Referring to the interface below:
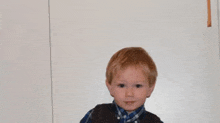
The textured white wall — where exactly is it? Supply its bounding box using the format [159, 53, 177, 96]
[50, 0, 220, 123]
[1, 0, 220, 123]
[0, 0, 52, 122]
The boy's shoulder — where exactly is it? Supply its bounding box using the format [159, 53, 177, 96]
[91, 103, 119, 122]
[94, 103, 115, 110]
[144, 110, 163, 123]
[80, 104, 111, 123]
[92, 103, 117, 116]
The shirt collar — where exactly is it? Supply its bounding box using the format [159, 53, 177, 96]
[113, 100, 145, 122]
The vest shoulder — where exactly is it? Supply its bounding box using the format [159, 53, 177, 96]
[92, 103, 116, 115]
[143, 111, 163, 123]
[91, 103, 118, 122]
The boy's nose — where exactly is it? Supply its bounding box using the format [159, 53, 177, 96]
[125, 88, 134, 97]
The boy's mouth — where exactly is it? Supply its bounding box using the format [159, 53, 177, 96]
[124, 101, 135, 105]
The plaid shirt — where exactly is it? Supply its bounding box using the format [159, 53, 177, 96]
[80, 100, 159, 123]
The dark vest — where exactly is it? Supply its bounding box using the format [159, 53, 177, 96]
[91, 104, 162, 123]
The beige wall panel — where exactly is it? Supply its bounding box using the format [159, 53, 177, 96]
[50, 0, 220, 122]
[0, 0, 52, 122]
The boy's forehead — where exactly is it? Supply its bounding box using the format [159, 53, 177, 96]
[115, 66, 147, 77]
[108, 65, 150, 84]
[113, 71, 148, 83]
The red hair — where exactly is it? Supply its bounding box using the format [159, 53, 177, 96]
[106, 47, 157, 87]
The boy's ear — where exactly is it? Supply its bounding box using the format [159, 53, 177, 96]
[105, 80, 110, 90]
[146, 84, 155, 98]
[106, 80, 114, 97]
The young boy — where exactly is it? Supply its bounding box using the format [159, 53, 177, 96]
[80, 47, 163, 123]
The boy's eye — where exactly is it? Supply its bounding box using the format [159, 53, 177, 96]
[118, 84, 125, 88]
[136, 84, 142, 88]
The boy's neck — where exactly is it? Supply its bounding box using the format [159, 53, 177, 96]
[126, 111, 132, 115]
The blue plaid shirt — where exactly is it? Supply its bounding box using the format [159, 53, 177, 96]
[80, 100, 154, 123]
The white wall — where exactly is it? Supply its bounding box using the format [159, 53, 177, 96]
[0, 0, 52, 122]
[0, 0, 220, 123]
[50, 0, 220, 123]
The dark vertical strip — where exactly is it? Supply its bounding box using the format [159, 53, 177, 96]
[207, 0, 212, 27]
[48, 0, 54, 122]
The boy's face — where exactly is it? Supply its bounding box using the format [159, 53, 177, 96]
[106, 66, 155, 113]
